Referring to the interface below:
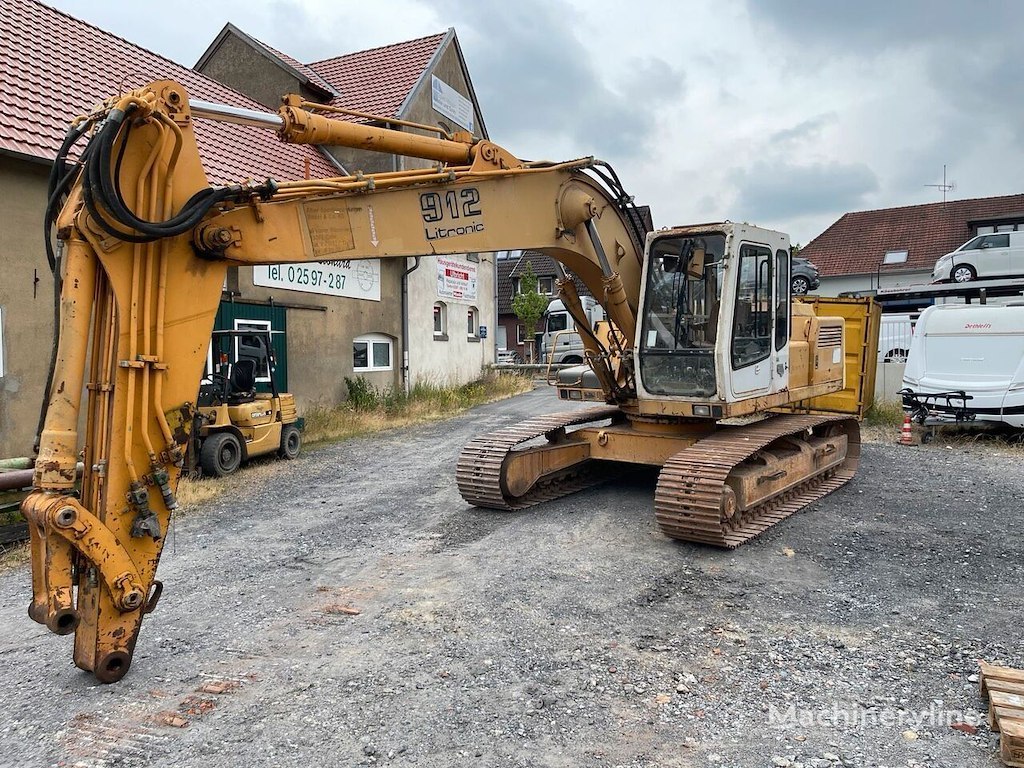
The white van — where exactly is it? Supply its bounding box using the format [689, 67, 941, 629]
[931, 231, 1024, 283]
[901, 303, 1024, 428]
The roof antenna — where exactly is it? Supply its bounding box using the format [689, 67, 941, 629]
[925, 164, 955, 204]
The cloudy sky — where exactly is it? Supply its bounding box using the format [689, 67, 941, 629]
[45, 0, 1024, 245]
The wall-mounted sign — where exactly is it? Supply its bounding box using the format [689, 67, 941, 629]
[253, 260, 381, 301]
[436, 256, 477, 301]
[431, 75, 474, 132]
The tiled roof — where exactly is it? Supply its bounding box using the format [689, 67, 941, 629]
[310, 32, 448, 120]
[801, 194, 1024, 277]
[0, 0, 337, 184]
[497, 251, 592, 315]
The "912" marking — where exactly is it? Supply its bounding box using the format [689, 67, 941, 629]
[420, 189, 482, 223]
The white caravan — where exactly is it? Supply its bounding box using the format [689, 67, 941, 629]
[901, 303, 1024, 428]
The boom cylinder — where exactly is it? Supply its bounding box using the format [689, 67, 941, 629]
[278, 103, 473, 165]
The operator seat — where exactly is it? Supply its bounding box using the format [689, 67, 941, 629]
[227, 359, 258, 404]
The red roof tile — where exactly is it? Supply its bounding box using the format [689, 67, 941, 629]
[0, 0, 337, 184]
[801, 194, 1024, 276]
[310, 32, 448, 120]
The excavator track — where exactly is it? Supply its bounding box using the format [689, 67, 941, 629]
[456, 406, 621, 510]
[654, 413, 860, 548]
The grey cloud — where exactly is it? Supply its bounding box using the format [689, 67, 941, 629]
[748, 1, 1023, 53]
[266, 1, 340, 62]
[729, 160, 879, 221]
[769, 114, 835, 147]
[433, 0, 685, 159]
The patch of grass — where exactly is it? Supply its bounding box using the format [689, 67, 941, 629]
[923, 425, 1024, 453]
[175, 476, 223, 509]
[865, 400, 905, 428]
[860, 400, 906, 444]
[305, 371, 534, 445]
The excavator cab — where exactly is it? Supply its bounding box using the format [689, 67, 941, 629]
[632, 222, 845, 419]
[191, 330, 302, 477]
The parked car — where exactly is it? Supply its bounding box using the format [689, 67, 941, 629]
[931, 231, 1024, 283]
[791, 257, 820, 295]
[496, 348, 522, 364]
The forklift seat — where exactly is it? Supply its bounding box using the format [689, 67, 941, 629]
[227, 359, 258, 404]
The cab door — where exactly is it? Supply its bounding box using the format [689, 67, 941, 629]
[728, 243, 775, 397]
[773, 248, 791, 390]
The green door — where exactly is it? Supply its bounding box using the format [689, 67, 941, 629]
[213, 302, 288, 393]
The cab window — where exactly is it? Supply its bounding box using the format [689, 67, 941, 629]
[732, 244, 772, 369]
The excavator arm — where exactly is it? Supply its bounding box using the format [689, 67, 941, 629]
[24, 81, 647, 681]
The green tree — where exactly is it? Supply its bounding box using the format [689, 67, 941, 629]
[511, 261, 550, 363]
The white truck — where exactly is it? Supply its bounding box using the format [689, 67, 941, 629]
[538, 296, 606, 365]
[901, 303, 1024, 429]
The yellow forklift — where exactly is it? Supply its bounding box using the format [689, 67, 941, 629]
[192, 329, 302, 477]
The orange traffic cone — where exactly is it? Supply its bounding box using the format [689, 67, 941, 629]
[899, 415, 914, 446]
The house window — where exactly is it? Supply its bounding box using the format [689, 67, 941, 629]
[516, 324, 526, 344]
[467, 306, 479, 337]
[511, 277, 521, 295]
[233, 319, 273, 383]
[538, 276, 554, 295]
[433, 302, 448, 340]
[353, 333, 393, 371]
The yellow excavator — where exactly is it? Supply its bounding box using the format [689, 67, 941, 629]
[24, 80, 878, 683]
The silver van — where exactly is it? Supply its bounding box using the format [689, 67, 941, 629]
[931, 231, 1024, 282]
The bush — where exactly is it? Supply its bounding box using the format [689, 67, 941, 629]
[344, 376, 379, 410]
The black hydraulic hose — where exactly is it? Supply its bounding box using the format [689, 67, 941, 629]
[84, 109, 227, 240]
[586, 162, 647, 258]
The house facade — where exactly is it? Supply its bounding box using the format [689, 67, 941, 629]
[496, 251, 567, 361]
[801, 194, 1024, 296]
[196, 24, 496, 389]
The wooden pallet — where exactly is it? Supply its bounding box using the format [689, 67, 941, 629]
[981, 661, 1024, 767]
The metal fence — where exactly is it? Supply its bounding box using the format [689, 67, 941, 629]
[878, 315, 915, 363]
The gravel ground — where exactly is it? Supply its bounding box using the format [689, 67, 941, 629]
[0, 386, 1021, 768]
